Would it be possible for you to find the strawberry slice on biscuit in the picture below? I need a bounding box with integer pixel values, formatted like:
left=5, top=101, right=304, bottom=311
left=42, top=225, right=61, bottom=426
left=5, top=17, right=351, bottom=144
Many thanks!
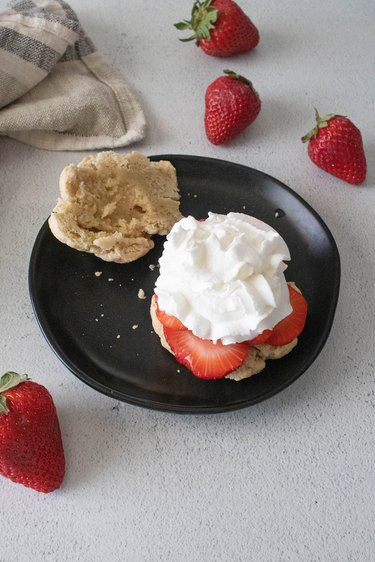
left=163, top=327, right=250, bottom=379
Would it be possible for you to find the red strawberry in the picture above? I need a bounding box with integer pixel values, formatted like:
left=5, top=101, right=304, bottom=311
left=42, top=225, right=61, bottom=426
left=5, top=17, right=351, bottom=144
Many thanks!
left=301, top=109, right=367, bottom=185
left=265, top=285, right=308, bottom=347
left=205, top=69, right=261, bottom=145
left=0, top=372, right=65, bottom=493
left=154, top=294, right=187, bottom=331
left=175, top=0, right=259, bottom=57
left=247, top=330, right=272, bottom=345
left=163, top=327, right=250, bottom=379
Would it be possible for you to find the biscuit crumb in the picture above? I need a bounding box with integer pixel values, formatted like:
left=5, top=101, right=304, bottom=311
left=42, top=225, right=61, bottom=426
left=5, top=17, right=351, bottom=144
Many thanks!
left=275, top=208, right=286, bottom=219
left=132, top=324, right=138, bottom=330
left=95, top=271, right=102, bottom=277
left=149, top=264, right=156, bottom=271
left=138, top=288, right=146, bottom=299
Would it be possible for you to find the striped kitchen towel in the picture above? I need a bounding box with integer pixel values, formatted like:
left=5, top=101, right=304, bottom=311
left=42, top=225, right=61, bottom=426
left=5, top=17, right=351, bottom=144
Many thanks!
left=0, top=0, right=146, bottom=150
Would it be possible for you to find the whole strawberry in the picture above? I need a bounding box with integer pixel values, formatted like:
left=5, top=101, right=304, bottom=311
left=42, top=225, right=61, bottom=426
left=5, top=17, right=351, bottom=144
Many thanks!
left=301, top=109, right=367, bottom=185
left=175, top=0, right=259, bottom=57
left=0, top=372, right=65, bottom=493
left=204, top=69, right=261, bottom=145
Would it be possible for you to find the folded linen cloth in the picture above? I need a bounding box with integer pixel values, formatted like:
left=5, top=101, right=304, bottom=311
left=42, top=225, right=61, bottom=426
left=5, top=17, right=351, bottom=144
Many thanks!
left=0, top=0, right=146, bottom=150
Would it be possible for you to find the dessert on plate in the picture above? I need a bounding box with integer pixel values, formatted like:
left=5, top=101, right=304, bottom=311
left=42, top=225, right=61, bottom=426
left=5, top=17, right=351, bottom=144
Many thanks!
left=48, top=151, right=181, bottom=263
left=151, top=212, right=308, bottom=381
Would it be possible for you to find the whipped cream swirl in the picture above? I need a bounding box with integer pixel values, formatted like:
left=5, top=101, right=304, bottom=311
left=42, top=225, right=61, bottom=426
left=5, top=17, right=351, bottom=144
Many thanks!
left=155, top=212, right=292, bottom=345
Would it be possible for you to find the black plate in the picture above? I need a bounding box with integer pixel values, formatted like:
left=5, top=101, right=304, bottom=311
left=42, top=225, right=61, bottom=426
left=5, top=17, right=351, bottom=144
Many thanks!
left=29, top=155, right=340, bottom=414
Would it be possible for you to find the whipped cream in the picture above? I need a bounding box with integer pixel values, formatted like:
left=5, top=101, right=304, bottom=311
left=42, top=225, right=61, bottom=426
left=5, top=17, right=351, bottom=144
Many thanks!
left=154, top=212, right=292, bottom=345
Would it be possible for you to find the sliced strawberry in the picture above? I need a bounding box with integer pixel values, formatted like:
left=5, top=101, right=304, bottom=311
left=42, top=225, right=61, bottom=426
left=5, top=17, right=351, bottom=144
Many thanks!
left=265, top=285, right=308, bottom=346
left=247, top=329, right=272, bottom=345
left=154, top=294, right=187, bottom=331
left=163, top=327, right=250, bottom=379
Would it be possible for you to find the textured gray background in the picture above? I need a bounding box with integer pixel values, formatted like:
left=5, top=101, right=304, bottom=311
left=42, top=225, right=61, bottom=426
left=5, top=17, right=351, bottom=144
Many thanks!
left=0, top=0, right=374, bottom=560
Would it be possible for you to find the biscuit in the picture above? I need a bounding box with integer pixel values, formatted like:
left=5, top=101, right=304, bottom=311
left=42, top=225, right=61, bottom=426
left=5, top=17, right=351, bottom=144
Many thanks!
left=48, top=151, right=181, bottom=263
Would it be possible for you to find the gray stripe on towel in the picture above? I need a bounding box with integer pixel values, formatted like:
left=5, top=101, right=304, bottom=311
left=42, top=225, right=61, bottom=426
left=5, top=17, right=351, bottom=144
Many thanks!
left=10, top=0, right=80, bottom=33
left=0, top=26, right=61, bottom=71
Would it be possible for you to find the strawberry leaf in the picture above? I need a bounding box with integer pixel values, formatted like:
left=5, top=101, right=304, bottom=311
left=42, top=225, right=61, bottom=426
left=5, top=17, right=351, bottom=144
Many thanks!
left=174, top=21, right=192, bottom=30
left=0, top=372, right=29, bottom=415
left=0, top=395, right=9, bottom=414
left=0, top=371, right=28, bottom=392
left=301, top=108, right=338, bottom=142
left=223, top=69, right=251, bottom=85
left=178, top=35, right=200, bottom=43
left=175, top=0, right=218, bottom=43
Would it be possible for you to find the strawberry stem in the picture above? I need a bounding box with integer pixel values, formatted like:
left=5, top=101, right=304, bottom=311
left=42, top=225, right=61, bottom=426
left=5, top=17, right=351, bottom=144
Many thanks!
left=0, top=372, right=29, bottom=414
left=301, top=108, right=337, bottom=143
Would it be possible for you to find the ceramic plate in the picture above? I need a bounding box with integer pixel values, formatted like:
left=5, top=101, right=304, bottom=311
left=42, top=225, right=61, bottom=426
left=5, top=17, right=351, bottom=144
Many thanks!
left=29, top=155, right=340, bottom=413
